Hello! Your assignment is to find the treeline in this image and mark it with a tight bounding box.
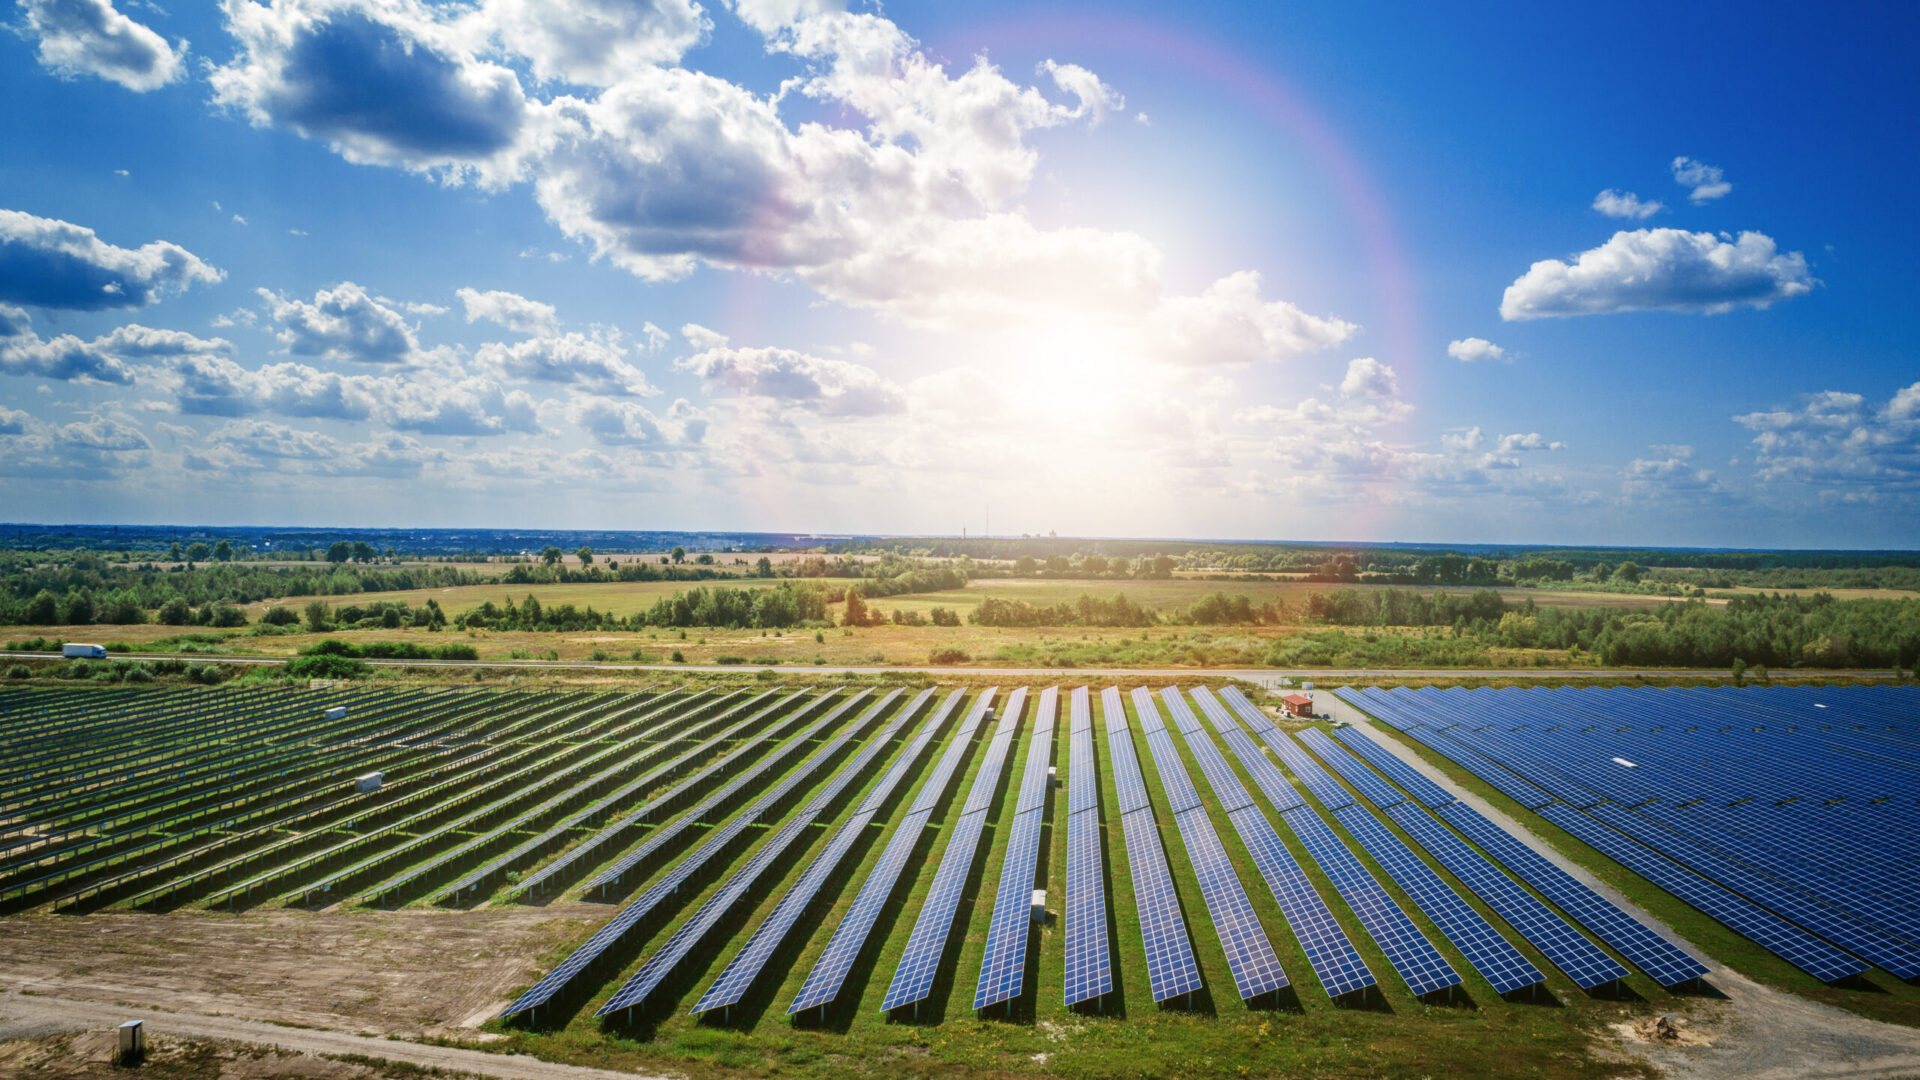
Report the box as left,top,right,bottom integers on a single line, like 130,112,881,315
451,581,837,632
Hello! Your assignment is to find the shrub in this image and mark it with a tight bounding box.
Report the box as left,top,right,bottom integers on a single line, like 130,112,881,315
285,654,368,679
928,648,970,665
4,664,31,679
929,607,961,627
185,662,229,685
261,606,301,626
670,649,686,663
715,655,747,664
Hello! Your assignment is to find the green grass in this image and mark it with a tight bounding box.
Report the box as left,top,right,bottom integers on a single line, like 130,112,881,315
1351,705,1920,1028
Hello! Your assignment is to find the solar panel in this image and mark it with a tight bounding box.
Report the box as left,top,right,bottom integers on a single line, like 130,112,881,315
1174,806,1291,1001
1259,729,1355,810
789,690,989,1015
881,693,1028,1013
1103,687,1202,1003
1296,728,1407,810
1332,804,1544,994
1064,802,1111,1006
974,807,1047,1010
1386,803,1628,990
1277,804,1457,996
1142,727,1204,813
1225,806,1370,998
1435,802,1708,987
1329,725,1457,809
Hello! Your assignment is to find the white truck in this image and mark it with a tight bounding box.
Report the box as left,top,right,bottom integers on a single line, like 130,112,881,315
62,643,107,660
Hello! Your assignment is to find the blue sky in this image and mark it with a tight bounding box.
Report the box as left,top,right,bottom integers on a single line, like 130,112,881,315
1,0,1915,547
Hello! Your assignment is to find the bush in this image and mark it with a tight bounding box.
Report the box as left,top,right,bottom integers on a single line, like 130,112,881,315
928,648,971,665
261,606,301,626
185,662,229,685
4,664,31,679
284,654,369,679
929,607,961,627
714,655,747,665
670,649,686,663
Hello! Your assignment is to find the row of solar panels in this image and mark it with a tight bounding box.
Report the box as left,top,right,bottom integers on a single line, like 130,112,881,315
505,683,1712,1028
1339,685,1920,984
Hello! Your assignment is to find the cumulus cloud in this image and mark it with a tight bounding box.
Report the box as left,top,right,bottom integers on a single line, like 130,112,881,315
1592,189,1662,220
1495,432,1563,452
1339,356,1398,399
472,0,708,85
1500,229,1814,320
568,395,704,447
457,286,557,335
0,406,31,435
210,0,543,185
58,414,151,451
0,208,222,310
163,354,377,419
1671,156,1731,203
184,420,448,477
676,328,905,416
476,331,655,395
0,309,230,384
260,282,420,364
1734,384,1920,499
19,0,184,92
386,376,540,436
1145,271,1356,366
1447,337,1508,363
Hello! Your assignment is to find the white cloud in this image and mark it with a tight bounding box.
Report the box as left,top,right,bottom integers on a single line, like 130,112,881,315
568,395,704,448
1146,271,1356,366
1592,189,1663,220
58,414,151,451
476,332,656,395
210,0,545,186
471,0,708,86
163,354,376,420
457,286,558,335
1447,336,1508,363
0,406,31,435
676,334,905,417
1671,156,1731,203
1495,432,1563,452
0,310,229,384
386,376,540,436
260,281,420,364
19,0,183,92
1339,356,1397,400
0,208,222,310
1734,384,1920,500
1501,229,1814,320
1037,59,1123,127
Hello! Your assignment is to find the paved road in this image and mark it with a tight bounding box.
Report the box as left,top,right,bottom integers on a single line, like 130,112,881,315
0,651,1892,685
0,988,665,1080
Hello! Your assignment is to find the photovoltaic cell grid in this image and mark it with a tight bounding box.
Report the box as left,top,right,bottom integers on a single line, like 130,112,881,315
1328,725,1457,810
600,689,911,1015
1102,687,1203,1003
1260,729,1356,811
1219,806,1366,998
1188,688,1303,812
1063,686,1112,1007
882,690,1029,1013
1435,802,1708,987
1159,688,1254,815
1332,804,1545,994
692,689,948,1016
975,692,1058,1010
1278,804,1458,996
1174,806,1291,1000
1296,728,1406,810
788,688,986,1015
1387,802,1629,989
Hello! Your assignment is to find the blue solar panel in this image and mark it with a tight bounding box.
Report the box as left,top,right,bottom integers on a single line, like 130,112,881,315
1259,729,1355,811
1387,802,1629,989
1063,687,1111,1008
1103,687,1202,1003
1225,806,1370,999
789,689,990,1015
1278,804,1458,997
1174,806,1291,1001
974,807,1046,1010
1296,728,1407,810
1435,802,1708,987
882,693,1029,1013
1188,690,1304,812
1329,725,1457,809
1143,728,1204,814
1332,805,1544,995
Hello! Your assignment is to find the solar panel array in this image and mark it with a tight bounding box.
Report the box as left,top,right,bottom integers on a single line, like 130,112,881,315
882,688,1030,1013
601,689,913,1016
691,689,952,1016
790,689,990,1015
1102,686,1203,1003
1132,689,1290,1002
1346,685,1920,984
1062,687,1112,1008
974,688,1060,1011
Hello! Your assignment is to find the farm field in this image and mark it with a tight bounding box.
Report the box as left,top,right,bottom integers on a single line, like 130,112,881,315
6,683,1920,1079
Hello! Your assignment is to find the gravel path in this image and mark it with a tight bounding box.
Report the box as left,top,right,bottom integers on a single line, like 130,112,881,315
0,990,667,1080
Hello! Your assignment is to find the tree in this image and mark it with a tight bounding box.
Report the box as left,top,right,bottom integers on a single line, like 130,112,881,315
671,546,686,564
167,542,184,562
842,587,872,627
576,546,594,566
695,553,714,565
24,590,59,625
326,541,352,564
1152,554,1176,577
262,606,300,626
304,599,332,631
1014,555,1037,575
186,542,211,562
213,540,234,562
1109,556,1131,576
1081,554,1108,575
755,556,775,578
1612,561,1644,584
930,606,961,627
351,541,376,563
157,597,192,626
542,547,564,568
61,590,97,625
